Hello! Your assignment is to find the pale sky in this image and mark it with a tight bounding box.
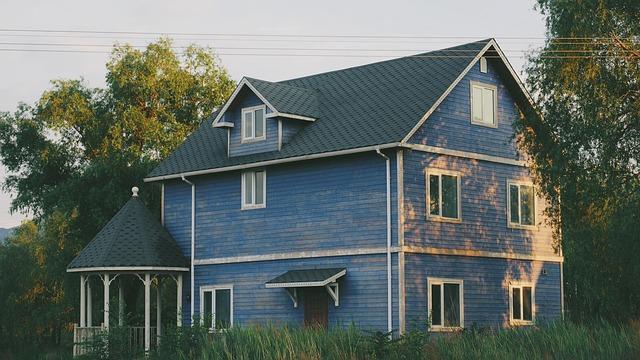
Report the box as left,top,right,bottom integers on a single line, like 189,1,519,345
0,0,546,227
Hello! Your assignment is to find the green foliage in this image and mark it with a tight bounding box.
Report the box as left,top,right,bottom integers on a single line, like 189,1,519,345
75,321,640,360
0,39,234,353
516,1,640,321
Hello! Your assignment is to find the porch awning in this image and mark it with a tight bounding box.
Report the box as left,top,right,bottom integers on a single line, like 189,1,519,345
265,268,346,288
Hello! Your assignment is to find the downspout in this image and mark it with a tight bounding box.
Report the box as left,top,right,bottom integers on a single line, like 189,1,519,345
375,148,392,335
181,175,195,326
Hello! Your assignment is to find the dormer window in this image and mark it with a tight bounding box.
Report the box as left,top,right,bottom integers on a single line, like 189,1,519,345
242,105,266,142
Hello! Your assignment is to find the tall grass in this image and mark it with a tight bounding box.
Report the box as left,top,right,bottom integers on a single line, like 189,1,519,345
76,320,640,360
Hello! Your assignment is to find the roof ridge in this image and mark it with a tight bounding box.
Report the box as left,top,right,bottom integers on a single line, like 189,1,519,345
278,38,492,85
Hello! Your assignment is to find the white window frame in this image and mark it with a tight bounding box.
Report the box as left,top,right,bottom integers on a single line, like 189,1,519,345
506,180,536,229
480,57,488,73
509,282,535,325
199,284,234,331
425,169,462,222
427,277,464,331
241,169,266,210
241,105,266,142
470,80,498,127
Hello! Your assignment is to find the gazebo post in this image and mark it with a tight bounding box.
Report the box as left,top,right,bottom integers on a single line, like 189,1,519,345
87,277,93,327
118,278,124,326
80,275,86,327
144,273,151,353
176,274,183,327
156,278,162,343
103,274,110,330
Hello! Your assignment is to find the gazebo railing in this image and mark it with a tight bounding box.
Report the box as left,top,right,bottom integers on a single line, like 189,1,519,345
73,324,157,357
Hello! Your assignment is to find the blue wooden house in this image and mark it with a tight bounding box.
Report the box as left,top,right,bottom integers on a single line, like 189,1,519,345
69,39,563,343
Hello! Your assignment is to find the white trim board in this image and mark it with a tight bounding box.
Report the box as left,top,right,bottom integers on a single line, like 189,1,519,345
144,143,400,182
192,245,563,266
67,266,190,273
405,143,526,167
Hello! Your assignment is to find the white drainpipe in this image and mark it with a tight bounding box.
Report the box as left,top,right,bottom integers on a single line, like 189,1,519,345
376,148,392,335
181,175,195,325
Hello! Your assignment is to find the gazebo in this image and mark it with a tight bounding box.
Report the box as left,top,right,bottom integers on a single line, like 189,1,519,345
67,187,188,355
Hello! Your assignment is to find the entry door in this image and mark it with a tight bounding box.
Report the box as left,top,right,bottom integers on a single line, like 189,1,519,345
304,288,328,328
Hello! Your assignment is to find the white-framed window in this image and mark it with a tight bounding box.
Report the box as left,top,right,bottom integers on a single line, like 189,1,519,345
480,57,488,73
428,278,464,331
242,105,266,141
426,170,461,221
200,285,233,331
470,81,498,127
507,181,536,228
509,282,535,325
242,170,266,209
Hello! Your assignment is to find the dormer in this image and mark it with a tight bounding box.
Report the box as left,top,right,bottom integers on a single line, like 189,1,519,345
213,77,319,157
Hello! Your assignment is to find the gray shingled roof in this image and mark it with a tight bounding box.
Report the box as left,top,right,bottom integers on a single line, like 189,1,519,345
67,195,188,271
246,77,320,118
147,40,491,180
266,268,347,287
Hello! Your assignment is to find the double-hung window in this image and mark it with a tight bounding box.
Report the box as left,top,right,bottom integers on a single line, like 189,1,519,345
242,105,266,141
509,283,534,325
242,170,266,209
507,182,536,228
201,286,233,331
426,170,461,221
428,278,464,330
470,81,498,127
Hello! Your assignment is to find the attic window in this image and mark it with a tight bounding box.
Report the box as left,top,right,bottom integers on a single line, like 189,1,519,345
242,105,266,141
470,81,497,127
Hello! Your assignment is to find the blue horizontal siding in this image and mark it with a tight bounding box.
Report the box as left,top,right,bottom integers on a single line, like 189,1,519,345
191,152,394,259
227,87,279,157
192,254,396,331
281,119,306,145
404,253,561,330
410,59,521,160
403,150,556,257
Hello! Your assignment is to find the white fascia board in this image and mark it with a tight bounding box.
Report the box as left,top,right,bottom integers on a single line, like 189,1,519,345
211,77,279,127
265,269,347,288
213,121,234,128
144,142,401,182
401,39,540,144
266,112,316,122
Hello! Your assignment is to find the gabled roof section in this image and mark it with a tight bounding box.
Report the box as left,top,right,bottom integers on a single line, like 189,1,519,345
67,193,189,272
147,39,510,181
212,77,319,127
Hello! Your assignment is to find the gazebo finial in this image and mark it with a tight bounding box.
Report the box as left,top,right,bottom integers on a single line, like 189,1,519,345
132,186,139,197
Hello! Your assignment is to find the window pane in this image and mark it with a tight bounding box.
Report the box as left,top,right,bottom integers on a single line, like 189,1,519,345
510,185,520,224
520,185,535,226
482,88,495,125
244,173,253,205
441,175,458,219
523,287,533,321
215,289,231,329
443,283,460,327
243,111,253,139
512,287,521,320
204,291,213,328
430,284,441,326
429,175,440,216
254,109,264,138
255,171,265,205
472,86,483,121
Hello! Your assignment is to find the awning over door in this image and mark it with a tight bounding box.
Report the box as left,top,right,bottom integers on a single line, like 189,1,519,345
265,268,346,307
265,268,346,288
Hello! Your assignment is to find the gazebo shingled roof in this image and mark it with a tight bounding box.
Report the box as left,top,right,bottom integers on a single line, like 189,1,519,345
67,189,188,272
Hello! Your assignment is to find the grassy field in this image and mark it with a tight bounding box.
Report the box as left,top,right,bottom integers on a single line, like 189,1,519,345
12,320,640,359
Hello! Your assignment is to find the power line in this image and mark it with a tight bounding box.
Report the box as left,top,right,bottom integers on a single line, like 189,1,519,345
0,28,637,41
